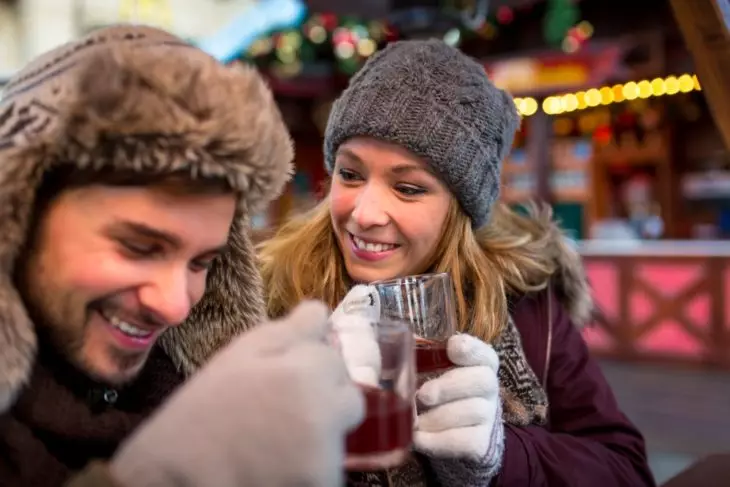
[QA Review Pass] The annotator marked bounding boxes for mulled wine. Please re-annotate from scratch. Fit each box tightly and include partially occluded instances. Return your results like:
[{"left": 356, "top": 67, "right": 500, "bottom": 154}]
[
  {"left": 345, "top": 385, "right": 413, "bottom": 470},
  {"left": 415, "top": 341, "right": 452, "bottom": 374}
]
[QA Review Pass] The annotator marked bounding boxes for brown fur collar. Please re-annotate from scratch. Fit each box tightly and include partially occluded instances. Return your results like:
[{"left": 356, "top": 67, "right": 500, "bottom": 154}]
[
  {"left": 520, "top": 204, "right": 594, "bottom": 327},
  {"left": 0, "top": 25, "right": 293, "bottom": 412}
]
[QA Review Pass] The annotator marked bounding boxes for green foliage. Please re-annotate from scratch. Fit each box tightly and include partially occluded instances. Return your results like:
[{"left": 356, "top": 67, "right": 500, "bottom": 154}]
[{"left": 543, "top": 0, "right": 579, "bottom": 47}]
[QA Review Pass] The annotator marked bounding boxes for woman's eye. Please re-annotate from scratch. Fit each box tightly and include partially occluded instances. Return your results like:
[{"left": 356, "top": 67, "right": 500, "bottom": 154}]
[
  {"left": 337, "top": 168, "right": 362, "bottom": 182},
  {"left": 396, "top": 184, "right": 427, "bottom": 196}
]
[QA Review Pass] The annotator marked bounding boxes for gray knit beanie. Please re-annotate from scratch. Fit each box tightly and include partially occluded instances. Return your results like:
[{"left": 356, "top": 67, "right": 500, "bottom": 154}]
[{"left": 324, "top": 39, "right": 520, "bottom": 229}]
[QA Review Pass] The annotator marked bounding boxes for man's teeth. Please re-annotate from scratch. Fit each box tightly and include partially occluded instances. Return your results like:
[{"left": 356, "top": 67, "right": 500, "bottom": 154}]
[
  {"left": 108, "top": 315, "right": 153, "bottom": 338},
  {"left": 353, "top": 236, "right": 397, "bottom": 253}
]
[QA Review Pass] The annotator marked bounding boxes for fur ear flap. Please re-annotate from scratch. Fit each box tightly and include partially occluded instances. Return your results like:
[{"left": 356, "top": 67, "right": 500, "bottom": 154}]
[
  {"left": 550, "top": 230, "right": 594, "bottom": 327},
  {"left": 504, "top": 202, "right": 595, "bottom": 327},
  {"left": 0, "top": 277, "right": 36, "bottom": 413},
  {"left": 159, "top": 215, "right": 266, "bottom": 375},
  {"left": 0, "top": 152, "right": 41, "bottom": 413}
]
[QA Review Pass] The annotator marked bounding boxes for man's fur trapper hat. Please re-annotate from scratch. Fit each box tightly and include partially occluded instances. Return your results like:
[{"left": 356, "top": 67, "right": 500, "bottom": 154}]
[{"left": 0, "top": 25, "right": 294, "bottom": 412}]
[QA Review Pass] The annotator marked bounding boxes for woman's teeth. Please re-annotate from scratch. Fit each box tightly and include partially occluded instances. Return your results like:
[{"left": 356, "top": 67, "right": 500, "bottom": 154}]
[
  {"left": 353, "top": 236, "right": 397, "bottom": 253},
  {"left": 108, "top": 315, "right": 153, "bottom": 338}
]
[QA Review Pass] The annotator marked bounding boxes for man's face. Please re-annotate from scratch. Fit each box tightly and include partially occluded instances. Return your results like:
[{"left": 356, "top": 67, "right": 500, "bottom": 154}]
[{"left": 19, "top": 182, "right": 236, "bottom": 385}]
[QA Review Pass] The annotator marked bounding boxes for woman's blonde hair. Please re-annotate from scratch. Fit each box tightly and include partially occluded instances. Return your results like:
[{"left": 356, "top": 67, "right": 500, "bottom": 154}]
[{"left": 258, "top": 197, "right": 558, "bottom": 342}]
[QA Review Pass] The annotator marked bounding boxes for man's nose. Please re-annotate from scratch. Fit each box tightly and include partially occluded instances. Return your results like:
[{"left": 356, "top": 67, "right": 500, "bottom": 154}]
[
  {"left": 138, "top": 266, "right": 193, "bottom": 327},
  {"left": 351, "top": 185, "right": 389, "bottom": 228}
]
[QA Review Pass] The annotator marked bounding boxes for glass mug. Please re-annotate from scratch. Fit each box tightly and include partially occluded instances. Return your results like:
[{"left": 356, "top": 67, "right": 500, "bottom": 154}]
[
  {"left": 373, "top": 272, "right": 458, "bottom": 375},
  {"left": 342, "top": 318, "right": 416, "bottom": 471}
]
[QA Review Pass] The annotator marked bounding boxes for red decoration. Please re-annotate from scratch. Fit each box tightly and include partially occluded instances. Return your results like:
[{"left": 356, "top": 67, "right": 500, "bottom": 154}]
[
  {"left": 332, "top": 27, "right": 354, "bottom": 45},
  {"left": 592, "top": 124, "right": 613, "bottom": 145},
  {"left": 383, "top": 23, "right": 399, "bottom": 42},
  {"left": 320, "top": 12, "right": 338, "bottom": 31},
  {"left": 497, "top": 6, "right": 514, "bottom": 24}
]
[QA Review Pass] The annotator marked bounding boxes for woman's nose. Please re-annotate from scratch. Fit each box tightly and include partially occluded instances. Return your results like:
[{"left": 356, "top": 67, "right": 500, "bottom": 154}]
[{"left": 351, "top": 186, "right": 389, "bottom": 228}]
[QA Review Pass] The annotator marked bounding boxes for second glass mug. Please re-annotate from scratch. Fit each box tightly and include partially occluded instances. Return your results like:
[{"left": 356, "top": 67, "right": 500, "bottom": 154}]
[
  {"left": 341, "top": 318, "right": 416, "bottom": 471},
  {"left": 372, "top": 272, "right": 458, "bottom": 375}
]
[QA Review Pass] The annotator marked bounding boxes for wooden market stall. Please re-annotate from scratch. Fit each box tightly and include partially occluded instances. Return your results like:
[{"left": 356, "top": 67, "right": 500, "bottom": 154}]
[
  {"left": 241, "top": 0, "right": 730, "bottom": 367},
  {"left": 570, "top": 0, "right": 730, "bottom": 369},
  {"left": 580, "top": 241, "right": 730, "bottom": 368},
  {"left": 495, "top": 35, "right": 698, "bottom": 241}
]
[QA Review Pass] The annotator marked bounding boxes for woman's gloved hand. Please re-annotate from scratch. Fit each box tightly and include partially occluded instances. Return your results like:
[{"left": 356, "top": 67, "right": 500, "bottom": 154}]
[
  {"left": 414, "top": 334, "right": 503, "bottom": 464},
  {"left": 330, "top": 285, "right": 382, "bottom": 387},
  {"left": 110, "top": 301, "right": 365, "bottom": 487},
  {"left": 331, "top": 284, "right": 380, "bottom": 323}
]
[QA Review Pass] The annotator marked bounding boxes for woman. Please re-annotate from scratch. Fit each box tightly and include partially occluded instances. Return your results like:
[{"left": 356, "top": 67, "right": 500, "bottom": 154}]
[{"left": 258, "top": 40, "right": 655, "bottom": 486}]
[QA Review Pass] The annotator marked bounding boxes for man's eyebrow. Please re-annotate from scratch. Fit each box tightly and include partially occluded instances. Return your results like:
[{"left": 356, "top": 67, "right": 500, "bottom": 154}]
[
  {"left": 106, "top": 220, "right": 182, "bottom": 247},
  {"left": 106, "top": 219, "right": 230, "bottom": 256}
]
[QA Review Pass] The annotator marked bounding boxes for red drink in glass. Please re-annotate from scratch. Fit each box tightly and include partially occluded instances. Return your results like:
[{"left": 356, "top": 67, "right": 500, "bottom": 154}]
[
  {"left": 345, "top": 385, "right": 414, "bottom": 470},
  {"left": 415, "top": 341, "right": 452, "bottom": 374}
]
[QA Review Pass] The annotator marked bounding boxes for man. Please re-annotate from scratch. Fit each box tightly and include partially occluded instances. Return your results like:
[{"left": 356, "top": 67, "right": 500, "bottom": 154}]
[{"left": 0, "top": 25, "right": 363, "bottom": 486}]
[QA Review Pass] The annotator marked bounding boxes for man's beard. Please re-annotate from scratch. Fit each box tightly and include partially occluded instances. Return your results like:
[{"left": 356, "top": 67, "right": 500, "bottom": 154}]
[{"left": 31, "top": 296, "right": 153, "bottom": 386}]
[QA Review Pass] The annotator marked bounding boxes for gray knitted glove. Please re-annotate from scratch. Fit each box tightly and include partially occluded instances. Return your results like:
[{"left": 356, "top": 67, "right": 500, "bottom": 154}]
[{"left": 110, "top": 301, "right": 364, "bottom": 487}]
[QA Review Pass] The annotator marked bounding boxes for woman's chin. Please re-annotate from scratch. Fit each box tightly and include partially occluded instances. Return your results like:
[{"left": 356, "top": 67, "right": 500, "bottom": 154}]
[{"left": 346, "top": 265, "right": 395, "bottom": 285}]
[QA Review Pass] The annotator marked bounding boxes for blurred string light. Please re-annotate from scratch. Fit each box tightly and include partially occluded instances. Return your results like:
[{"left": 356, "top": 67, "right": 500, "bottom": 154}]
[
  {"left": 562, "top": 20, "right": 593, "bottom": 53},
  {"left": 245, "top": 4, "right": 575, "bottom": 77},
  {"left": 513, "top": 74, "right": 701, "bottom": 117},
  {"left": 513, "top": 97, "right": 539, "bottom": 116},
  {"left": 247, "top": 13, "right": 395, "bottom": 77}
]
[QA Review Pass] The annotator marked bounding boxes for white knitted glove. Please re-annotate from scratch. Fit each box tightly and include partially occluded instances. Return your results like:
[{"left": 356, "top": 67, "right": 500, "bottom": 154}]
[
  {"left": 110, "top": 301, "right": 364, "bottom": 487},
  {"left": 414, "top": 334, "right": 502, "bottom": 463},
  {"left": 331, "top": 284, "right": 380, "bottom": 323},
  {"left": 331, "top": 285, "right": 382, "bottom": 387}
]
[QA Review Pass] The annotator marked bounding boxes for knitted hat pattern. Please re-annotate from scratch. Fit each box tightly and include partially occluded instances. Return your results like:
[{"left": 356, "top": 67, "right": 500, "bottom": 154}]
[{"left": 324, "top": 39, "right": 520, "bottom": 228}]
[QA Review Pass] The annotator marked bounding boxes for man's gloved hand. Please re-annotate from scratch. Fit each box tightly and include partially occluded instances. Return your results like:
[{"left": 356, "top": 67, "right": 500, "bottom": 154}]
[
  {"left": 110, "top": 301, "right": 364, "bottom": 487},
  {"left": 414, "top": 334, "right": 503, "bottom": 463}
]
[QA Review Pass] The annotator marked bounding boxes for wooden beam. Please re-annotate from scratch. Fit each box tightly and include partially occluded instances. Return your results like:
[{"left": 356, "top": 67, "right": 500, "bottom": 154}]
[
  {"left": 670, "top": 0, "right": 730, "bottom": 150},
  {"left": 526, "top": 108, "right": 553, "bottom": 203}
]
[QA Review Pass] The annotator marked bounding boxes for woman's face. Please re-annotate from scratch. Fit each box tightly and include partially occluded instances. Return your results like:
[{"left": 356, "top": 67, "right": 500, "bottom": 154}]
[{"left": 330, "top": 137, "right": 451, "bottom": 284}]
